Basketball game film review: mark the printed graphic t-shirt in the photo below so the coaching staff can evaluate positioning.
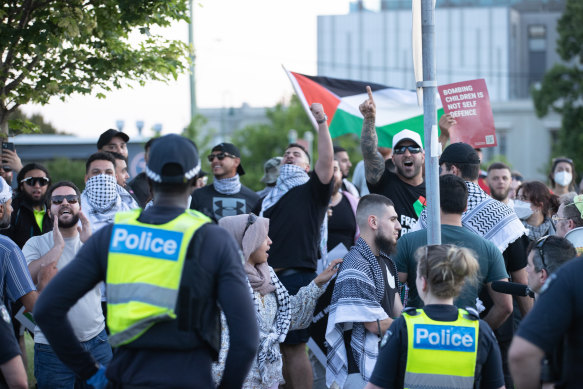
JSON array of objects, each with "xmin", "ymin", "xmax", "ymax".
[{"xmin": 367, "ymin": 163, "xmax": 426, "ymax": 235}]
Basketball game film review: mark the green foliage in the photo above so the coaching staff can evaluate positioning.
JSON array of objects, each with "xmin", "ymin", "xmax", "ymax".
[
  {"xmin": 182, "ymin": 113, "xmax": 217, "ymax": 163},
  {"xmin": 230, "ymin": 96, "xmax": 312, "ymax": 191},
  {"xmin": 45, "ymin": 157, "xmax": 86, "ymax": 190},
  {"xmin": 532, "ymin": 0, "xmax": 583, "ymax": 174},
  {"xmin": 0, "ymin": 1, "xmax": 191, "ymax": 133},
  {"xmin": 7, "ymin": 108, "xmax": 67, "ymax": 135}
]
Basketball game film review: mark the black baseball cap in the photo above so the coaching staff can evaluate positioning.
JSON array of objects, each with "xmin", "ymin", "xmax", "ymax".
[
  {"xmin": 97, "ymin": 129, "xmax": 130, "ymax": 149},
  {"xmin": 146, "ymin": 134, "xmax": 201, "ymax": 184},
  {"xmin": 439, "ymin": 142, "xmax": 480, "ymax": 165},
  {"xmin": 211, "ymin": 142, "xmax": 245, "ymax": 176}
]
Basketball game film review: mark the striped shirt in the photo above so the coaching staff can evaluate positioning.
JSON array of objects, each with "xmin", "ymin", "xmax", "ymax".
[{"xmin": 0, "ymin": 235, "xmax": 35, "ymax": 308}]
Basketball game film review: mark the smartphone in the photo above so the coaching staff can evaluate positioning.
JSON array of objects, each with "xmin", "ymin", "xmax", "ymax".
[
  {"xmin": 1, "ymin": 142, "xmax": 14, "ymax": 168},
  {"xmin": 1, "ymin": 142, "xmax": 14, "ymax": 152}
]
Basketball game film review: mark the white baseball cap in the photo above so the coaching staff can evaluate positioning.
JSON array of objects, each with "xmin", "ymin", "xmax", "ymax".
[{"xmin": 391, "ymin": 129, "xmax": 424, "ymax": 150}]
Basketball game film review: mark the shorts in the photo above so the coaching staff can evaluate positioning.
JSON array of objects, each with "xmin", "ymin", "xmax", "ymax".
[{"xmin": 276, "ymin": 268, "xmax": 317, "ymax": 345}]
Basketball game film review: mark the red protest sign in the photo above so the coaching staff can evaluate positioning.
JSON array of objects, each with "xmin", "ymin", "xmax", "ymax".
[{"xmin": 438, "ymin": 79, "xmax": 497, "ymax": 148}]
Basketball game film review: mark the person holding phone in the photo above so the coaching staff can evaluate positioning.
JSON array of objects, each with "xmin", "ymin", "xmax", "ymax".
[{"xmin": 0, "ymin": 142, "xmax": 22, "ymax": 187}]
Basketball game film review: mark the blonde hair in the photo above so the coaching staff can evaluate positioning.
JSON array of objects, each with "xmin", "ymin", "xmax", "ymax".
[{"xmin": 415, "ymin": 245, "xmax": 479, "ymax": 299}]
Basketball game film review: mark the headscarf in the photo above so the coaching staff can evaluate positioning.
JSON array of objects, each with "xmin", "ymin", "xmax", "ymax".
[{"xmin": 219, "ymin": 214, "xmax": 275, "ymax": 295}]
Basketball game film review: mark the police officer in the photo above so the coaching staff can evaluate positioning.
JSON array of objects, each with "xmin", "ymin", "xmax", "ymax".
[
  {"xmin": 34, "ymin": 134, "xmax": 259, "ymax": 389},
  {"xmin": 365, "ymin": 245, "xmax": 505, "ymax": 389}
]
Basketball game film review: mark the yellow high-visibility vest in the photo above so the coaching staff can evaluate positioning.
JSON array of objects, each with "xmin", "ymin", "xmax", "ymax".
[
  {"xmin": 403, "ymin": 308, "xmax": 479, "ymax": 389},
  {"xmin": 106, "ymin": 209, "xmax": 209, "ymax": 347}
]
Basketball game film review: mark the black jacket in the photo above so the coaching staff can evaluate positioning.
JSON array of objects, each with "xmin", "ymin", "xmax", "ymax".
[{"xmin": 2, "ymin": 194, "xmax": 52, "ymax": 248}]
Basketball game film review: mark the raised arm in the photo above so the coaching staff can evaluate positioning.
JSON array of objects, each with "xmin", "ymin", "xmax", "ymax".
[
  {"xmin": 360, "ymin": 86, "xmax": 385, "ymax": 184},
  {"xmin": 311, "ymin": 103, "xmax": 334, "ymax": 184}
]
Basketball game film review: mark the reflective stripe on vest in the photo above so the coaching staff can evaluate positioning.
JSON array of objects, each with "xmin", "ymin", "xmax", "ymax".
[
  {"xmin": 403, "ymin": 309, "xmax": 479, "ymax": 389},
  {"xmin": 106, "ymin": 209, "xmax": 210, "ymax": 347}
]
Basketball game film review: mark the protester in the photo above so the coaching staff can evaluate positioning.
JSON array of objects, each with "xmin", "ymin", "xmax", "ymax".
[
  {"xmin": 365, "ymin": 245, "xmax": 505, "ymax": 389},
  {"xmin": 190, "ymin": 142, "xmax": 259, "ymax": 221},
  {"xmin": 328, "ymin": 160, "xmax": 359, "ymax": 252},
  {"xmin": 97, "ymin": 129, "xmax": 129, "ymax": 159},
  {"xmin": 256, "ymin": 157, "xmax": 282, "ymax": 199},
  {"xmin": 34, "ymin": 134, "xmax": 259, "ymax": 388},
  {"xmin": 334, "ymin": 146, "xmax": 359, "ymax": 197},
  {"xmin": 554, "ymin": 193, "xmax": 583, "ymax": 237},
  {"xmin": 326, "ymin": 194, "xmax": 403, "ymax": 388},
  {"xmin": 487, "ymin": 162, "xmax": 513, "ymax": 206},
  {"xmin": 395, "ymin": 174, "xmax": 512, "ymax": 330},
  {"xmin": 82, "ymin": 152, "xmax": 138, "ymax": 232},
  {"xmin": 256, "ymin": 103, "xmax": 334, "ymax": 389},
  {"xmin": 212, "ymin": 213, "xmax": 341, "ymax": 389},
  {"xmin": 0, "ymin": 301, "xmax": 27, "ymax": 389},
  {"xmin": 2, "ymin": 163, "xmax": 52, "ymax": 249},
  {"xmin": 509, "ymin": 170, "xmax": 524, "ymax": 200},
  {"xmin": 509, "ymin": 256, "xmax": 583, "ymax": 388},
  {"xmin": 548, "ymin": 157, "xmax": 576, "ymax": 195},
  {"xmin": 520, "ymin": 235, "xmax": 576, "ymax": 386},
  {"xmin": 128, "ymin": 138, "xmax": 155, "ymax": 208},
  {"xmin": 360, "ymin": 86, "xmax": 452, "ymax": 234},
  {"xmin": 515, "ymin": 181, "xmax": 559, "ymax": 241},
  {"xmin": 23, "ymin": 181, "xmax": 112, "ymax": 388}
]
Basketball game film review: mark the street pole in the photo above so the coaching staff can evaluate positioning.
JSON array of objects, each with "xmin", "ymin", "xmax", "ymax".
[
  {"xmin": 189, "ymin": 0, "xmax": 196, "ymax": 122},
  {"xmin": 420, "ymin": 0, "xmax": 441, "ymax": 245}
]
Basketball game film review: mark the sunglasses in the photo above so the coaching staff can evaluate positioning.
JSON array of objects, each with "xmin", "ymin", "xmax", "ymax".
[
  {"xmin": 243, "ymin": 213, "xmax": 257, "ymax": 236},
  {"xmin": 51, "ymin": 195, "xmax": 79, "ymax": 205},
  {"xmin": 21, "ymin": 176, "xmax": 50, "ymax": 187},
  {"xmin": 207, "ymin": 152, "xmax": 236, "ymax": 162},
  {"xmin": 393, "ymin": 145, "xmax": 422, "ymax": 154},
  {"xmin": 535, "ymin": 235, "xmax": 550, "ymax": 271}
]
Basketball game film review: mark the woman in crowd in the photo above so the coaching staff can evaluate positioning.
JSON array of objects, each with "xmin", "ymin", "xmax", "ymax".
[
  {"xmin": 365, "ymin": 245, "xmax": 504, "ymax": 389},
  {"xmin": 548, "ymin": 157, "xmax": 576, "ymax": 195},
  {"xmin": 213, "ymin": 213, "xmax": 341, "ymax": 389},
  {"xmin": 515, "ymin": 181, "xmax": 560, "ymax": 241}
]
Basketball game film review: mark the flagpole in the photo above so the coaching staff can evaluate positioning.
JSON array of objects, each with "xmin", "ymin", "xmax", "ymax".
[
  {"xmin": 282, "ymin": 65, "xmax": 319, "ymax": 131},
  {"xmin": 420, "ymin": 0, "xmax": 441, "ymax": 245}
]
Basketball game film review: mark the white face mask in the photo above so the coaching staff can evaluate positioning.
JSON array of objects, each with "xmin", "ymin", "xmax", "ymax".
[
  {"xmin": 554, "ymin": 171, "xmax": 572, "ymax": 187},
  {"xmin": 513, "ymin": 199, "xmax": 533, "ymax": 220}
]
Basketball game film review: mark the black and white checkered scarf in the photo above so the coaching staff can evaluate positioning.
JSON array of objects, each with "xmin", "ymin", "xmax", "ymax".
[
  {"xmin": 253, "ymin": 267, "xmax": 291, "ymax": 384},
  {"xmin": 84, "ymin": 174, "xmax": 119, "ymax": 212},
  {"xmin": 213, "ymin": 174, "xmax": 241, "ymax": 195}
]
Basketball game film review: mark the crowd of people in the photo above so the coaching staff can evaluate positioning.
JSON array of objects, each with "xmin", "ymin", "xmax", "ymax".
[{"xmin": 0, "ymin": 90, "xmax": 581, "ymax": 389}]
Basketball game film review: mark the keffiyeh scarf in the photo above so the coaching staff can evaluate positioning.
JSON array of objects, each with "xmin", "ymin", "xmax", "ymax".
[
  {"xmin": 253, "ymin": 267, "xmax": 291, "ymax": 384},
  {"xmin": 213, "ymin": 174, "xmax": 242, "ymax": 195},
  {"xmin": 325, "ymin": 238, "xmax": 389, "ymax": 387},
  {"xmin": 414, "ymin": 181, "xmax": 526, "ymax": 251},
  {"xmin": 259, "ymin": 164, "xmax": 309, "ymax": 215},
  {"xmin": 84, "ymin": 174, "xmax": 119, "ymax": 212},
  {"xmin": 523, "ymin": 217, "xmax": 555, "ymax": 241}
]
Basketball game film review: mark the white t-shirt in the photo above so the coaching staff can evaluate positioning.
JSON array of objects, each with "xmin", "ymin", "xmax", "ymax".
[{"xmin": 23, "ymin": 232, "xmax": 105, "ymax": 344}]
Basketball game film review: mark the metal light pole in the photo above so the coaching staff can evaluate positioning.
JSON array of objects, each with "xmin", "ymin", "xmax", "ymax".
[
  {"xmin": 189, "ymin": 0, "xmax": 197, "ymax": 122},
  {"xmin": 420, "ymin": 0, "xmax": 441, "ymax": 245}
]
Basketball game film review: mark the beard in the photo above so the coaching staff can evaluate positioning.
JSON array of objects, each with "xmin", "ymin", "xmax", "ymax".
[
  {"xmin": 395, "ymin": 160, "xmax": 422, "ymax": 179},
  {"xmin": 490, "ymin": 187, "xmax": 510, "ymax": 202},
  {"xmin": 0, "ymin": 213, "xmax": 10, "ymax": 229},
  {"xmin": 374, "ymin": 231, "xmax": 397, "ymax": 255},
  {"xmin": 23, "ymin": 191, "xmax": 45, "ymax": 207},
  {"xmin": 58, "ymin": 212, "xmax": 80, "ymax": 229}
]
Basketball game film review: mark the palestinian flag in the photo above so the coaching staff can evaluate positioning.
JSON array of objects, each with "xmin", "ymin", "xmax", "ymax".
[{"xmin": 285, "ymin": 69, "xmax": 443, "ymax": 148}]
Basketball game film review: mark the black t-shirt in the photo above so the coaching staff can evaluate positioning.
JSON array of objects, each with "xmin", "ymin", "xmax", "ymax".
[
  {"xmin": 262, "ymin": 172, "xmax": 333, "ymax": 270},
  {"xmin": 517, "ymin": 257, "xmax": 583, "ymax": 388},
  {"xmin": 34, "ymin": 206, "xmax": 258, "ymax": 388},
  {"xmin": 328, "ymin": 195, "xmax": 356, "ymax": 251},
  {"xmin": 367, "ymin": 163, "xmax": 426, "ymax": 234},
  {"xmin": 0, "ymin": 303, "xmax": 20, "ymax": 388},
  {"xmin": 369, "ymin": 305, "xmax": 504, "ymax": 389},
  {"xmin": 377, "ymin": 255, "xmax": 398, "ymax": 317},
  {"xmin": 190, "ymin": 184, "xmax": 260, "ymax": 222}
]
